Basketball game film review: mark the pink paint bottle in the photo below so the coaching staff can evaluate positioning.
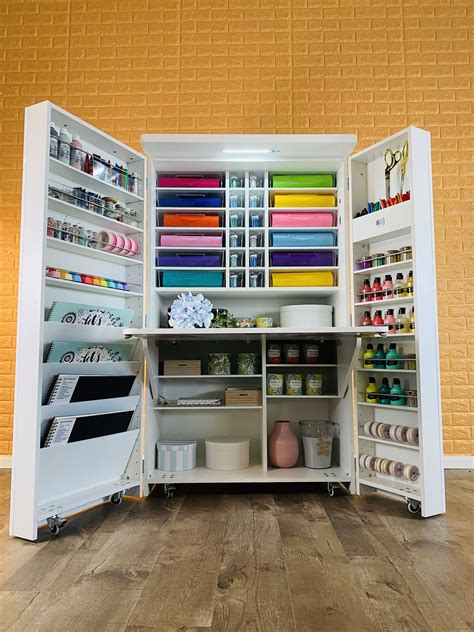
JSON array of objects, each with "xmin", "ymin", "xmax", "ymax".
[
  {"xmin": 383, "ymin": 274, "xmax": 393, "ymax": 299},
  {"xmin": 372, "ymin": 277, "xmax": 383, "ymax": 301},
  {"xmin": 384, "ymin": 308, "xmax": 396, "ymax": 333}
]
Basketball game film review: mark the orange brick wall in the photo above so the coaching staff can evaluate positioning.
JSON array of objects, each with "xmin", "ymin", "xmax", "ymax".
[{"xmin": 0, "ymin": 0, "xmax": 472, "ymax": 456}]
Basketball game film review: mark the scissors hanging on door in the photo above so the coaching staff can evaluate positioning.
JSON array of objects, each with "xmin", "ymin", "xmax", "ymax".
[
  {"xmin": 400, "ymin": 140, "xmax": 409, "ymax": 194},
  {"xmin": 384, "ymin": 146, "xmax": 402, "ymax": 198}
]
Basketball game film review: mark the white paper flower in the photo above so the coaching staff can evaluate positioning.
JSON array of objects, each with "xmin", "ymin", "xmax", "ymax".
[{"xmin": 169, "ymin": 292, "xmax": 214, "ymax": 328}]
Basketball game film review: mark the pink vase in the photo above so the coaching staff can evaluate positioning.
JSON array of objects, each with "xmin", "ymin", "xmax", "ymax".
[{"xmin": 268, "ymin": 420, "xmax": 299, "ymax": 468}]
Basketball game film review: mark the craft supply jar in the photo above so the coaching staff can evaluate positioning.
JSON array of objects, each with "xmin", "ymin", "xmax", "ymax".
[
  {"xmin": 285, "ymin": 374, "xmax": 303, "ymax": 396},
  {"xmin": 406, "ymin": 390, "xmax": 418, "ymax": 407},
  {"xmin": 305, "ymin": 373, "xmax": 323, "ymax": 395},
  {"xmin": 303, "ymin": 343, "xmax": 319, "ymax": 364},
  {"xmin": 357, "ymin": 256, "xmax": 372, "ymax": 270},
  {"xmin": 208, "ymin": 353, "xmax": 231, "ymax": 375},
  {"xmin": 267, "ymin": 373, "xmax": 284, "ymax": 395},
  {"xmin": 399, "ymin": 246, "xmax": 413, "ymax": 262},
  {"xmin": 372, "ymin": 253, "xmax": 386, "ymax": 267},
  {"xmin": 385, "ymin": 249, "xmax": 401, "ymax": 264},
  {"xmin": 284, "ymin": 344, "xmax": 300, "ymax": 364},
  {"xmin": 237, "ymin": 353, "xmax": 260, "ymax": 375},
  {"xmin": 267, "ymin": 344, "xmax": 282, "ymax": 364},
  {"xmin": 405, "ymin": 354, "xmax": 417, "ymax": 370}
]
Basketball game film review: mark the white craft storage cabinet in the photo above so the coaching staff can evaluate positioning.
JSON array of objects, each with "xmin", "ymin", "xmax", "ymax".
[{"xmin": 10, "ymin": 102, "xmax": 445, "ymax": 541}]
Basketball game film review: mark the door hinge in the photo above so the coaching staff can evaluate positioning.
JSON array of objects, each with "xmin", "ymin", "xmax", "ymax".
[
  {"xmin": 346, "ymin": 176, "xmax": 350, "ymax": 191},
  {"xmin": 142, "ymin": 458, "xmax": 145, "ymax": 474}
]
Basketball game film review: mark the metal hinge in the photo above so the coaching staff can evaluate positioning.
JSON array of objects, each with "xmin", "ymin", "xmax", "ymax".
[
  {"xmin": 142, "ymin": 458, "xmax": 145, "ymax": 474},
  {"xmin": 347, "ymin": 176, "xmax": 350, "ymax": 190}
]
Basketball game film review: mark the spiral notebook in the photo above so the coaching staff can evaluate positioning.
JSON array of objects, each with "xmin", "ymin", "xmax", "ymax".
[
  {"xmin": 47, "ymin": 301, "xmax": 134, "ymax": 327},
  {"xmin": 46, "ymin": 374, "xmax": 136, "ymax": 405},
  {"xmin": 42, "ymin": 410, "xmax": 135, "ymax": 448}
]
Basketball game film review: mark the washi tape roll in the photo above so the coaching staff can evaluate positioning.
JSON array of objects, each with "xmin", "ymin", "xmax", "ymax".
[
  {"xmin": 380, "ymin": 424, "xmax": 391, "ymax": 439},
  {"xmin": 400, "ymin": 426, "xmax": 409, "ymax": 443},
  {"xmin": 363, "ymin": 422, "xmax": 373, "ymax": 437},
  {"xmin": 359, "ymin": 454, "xmax": 368, "ymax": 468},
  {"xmin": 394, "ymin": 461, "xmax": 404, "ymax": 478},
  {"xmin": 403, "ymin": 464, "xmax": 420, "ymax": 481},
  {"xmin": 406, "ymin": 427, "xmax": 419, "ymax": 445},
  {"xmin": 369, "ymin": 456, "xmax": 377, "ymax": 471},
  {"xmin": 395, "ymin": 425, "xmax": 405, "ymax": 442},
  {"xmin": 388, "ymin": 460, "xmax": 397, "ymax": 477},
  {"xmin": 389, "ymin": 425, "xmax": 398, "ymax": 442}
]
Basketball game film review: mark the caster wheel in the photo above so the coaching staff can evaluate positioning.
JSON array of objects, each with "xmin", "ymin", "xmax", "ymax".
[
  {"xmin": 327, "ymin": 483, "xmax": 339, "ymax": 497},
  {"xmin": 407, "ymin": 500, "xmax": 421, "ymax": 515},
  {"xmin": 111, "ymin": 492, "xmax": 123, "ymax": 505},
  {"xmin": 49, "ymin": 524, "xmax": 61, "ymax": 536},
  {"xmin": 164, "ymin": 484, "xmax": 176, "ymax": 499},
  {"xmin": 47, "ymin": 515, "xmax": 67, "ymax": 537}
]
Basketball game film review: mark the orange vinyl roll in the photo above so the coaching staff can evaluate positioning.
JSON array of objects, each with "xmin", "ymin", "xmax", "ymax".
[{"xmin": 163, "ymin": 214, "xmax": 220, "ymax": 228}]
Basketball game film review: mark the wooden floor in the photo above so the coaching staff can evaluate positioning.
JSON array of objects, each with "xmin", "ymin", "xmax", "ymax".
[{"xmin": 0, "ymin": 471, "xmax": 472, "ymax": 632}]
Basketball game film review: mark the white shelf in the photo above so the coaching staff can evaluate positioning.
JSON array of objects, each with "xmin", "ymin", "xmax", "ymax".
[
  {"xmin": 366, "ymin": 332, "xmax": 415, "ymax": 340},
  {"xmin": 354, "ymin": 296, "xmax": 414, "ymax": 308},
  {"xmin": 156, "ymin": 187, "xmax": 226, "ymax": 191},
  {"xmin": 269, "ymin": 226, "xmax": 338, "ymax": 232},
  {"xmin": 267, "ymin": 395, "xmax": 339, "ymax": 399},
  {"xmin": 268, "ymin": 187, "xmax": 338, "ymax": 193},
  {"xmin": 149, "ymin": 465, "xmax": 351, "ymax": 484},
  {"xmin": 358, "ymin": 435, "xmax": 419, "ymax": 451},
  {"xmin": 358, "ymin": 475, "xmax": 421, "ymax": 501},
  {"xmin": 47, "ymin": 237, "xmax": 143, "ymax": 266},
  {"xmin": 270, "ymin": 266, "xmax": 338, "ymax": 271},
  {"xmin": 45, "ymin": 276, "xmax": 143, "ymax": 298},
  {"xmin": 156, "ymin": 266, "xmax": 225, "ymax": 271},
  {"xmin": 155, "ymin": 405, "xmax": 263, "ymax": 410},
  {"xmin": 266, "ymin": 364, "xmax": 337, "ymax": 368},
  {"xmin": 47, "ymin": 196, "xmax": 143, "ymax": 235},
  {"xmin": 155, "ymin": 287, "xmax": 339, "ymax": 298},
  {"xmin": 156, "ymin": 246, "xmax": 225, "ymax": 251},
  {"xmin": 356, "ymin": 368, "xmax": 416, "ymax": 374},
  {"xmin": 157, "ymin": 374, "xmax": 262, "ymax": 379},
  {"xmin": 50, "ymin": 157, "xmax": 144, "ymax": 203},
  {"xmin": 353, "ymin": 259, "xmax": 413, "ymax": 276},
  {"xmin": 269, "ymin": 246, "xmax": 338, "ymax": 251},
  {"xmin": 358, "ymin": 402, "xmax": 418, "ymax": 412},
  {"xmin": 156, "ymin": 226, "xmax": 224, "ymax": 232}
]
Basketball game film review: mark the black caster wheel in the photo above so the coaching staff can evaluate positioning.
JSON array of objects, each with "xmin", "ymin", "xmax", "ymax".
[
  {"xmin": 47, "ymin": 515, "xmax": 67, "ymax": 537},
  {"xmin": 164, "ymin": 484, "xmax": 176, "ymax": 499},
  {"xmin": 407, "ymin": 500, "xmax": 421, "ymax": 515},
  {"xmin": 327, "ymin": 483, "xmax": 339, "ymax": 497},
  {"xmin": 111, "ymin": 492, "xmax": 123, "ymax": 505}
]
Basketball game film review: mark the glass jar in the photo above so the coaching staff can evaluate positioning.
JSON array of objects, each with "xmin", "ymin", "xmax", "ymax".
[
  {"xmin": 303, "ymin": 343, "xmax": 319, "ymax": 364},
  {"xmin": 372, "ymin": 253, "xmax": 386, "ymax": 267},
  {"xmin": 284, "ymin": 344, "xmax": 300, "ymax": 364},
  {"xmin": 399, "ymin": 246, "xmax": 413, "ymax": 261},
  {"xmin": 357, "ymin": 256, "xmax": 372, "ymax": 270},
  {"xmin": 385, "ymin": 249, "xmax": 401, "ymax": 264},
  {"xmin": 267, "ymin": 344, "xmax": 282, "ymax": 364}
]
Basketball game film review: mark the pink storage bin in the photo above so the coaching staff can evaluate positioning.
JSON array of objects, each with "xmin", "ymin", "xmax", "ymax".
[
  {"xmin": 158, "ymin": 176, "xmax": 221, "ymax": 188},
  {"xmin": 270, "ymin": 212, "xmax": 335, "ymax": 228},
  {"xmin": 160, "ymin": 233, "xmax": 223, "ymax": 248}
]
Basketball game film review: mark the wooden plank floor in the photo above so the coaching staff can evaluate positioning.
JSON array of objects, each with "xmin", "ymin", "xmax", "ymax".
[{"xmin": 1, "ymin": 470, "xmax": 472, "ymax": 632}]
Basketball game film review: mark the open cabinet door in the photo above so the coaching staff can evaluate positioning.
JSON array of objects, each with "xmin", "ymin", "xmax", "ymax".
[
  {"xmin": 10, "ymin": 101, "xmax": 146, "ymax": 540},
  {"xmin": 349, "ymin": 127, "xmax": 445, "ymax": 517}
]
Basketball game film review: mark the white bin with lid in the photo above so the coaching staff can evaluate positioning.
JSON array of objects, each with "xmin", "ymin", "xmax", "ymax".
[
  {"xmin": 280, "ymin": 304, "xmax": 333, "ymax": 329},
  {"xmin": 205, "ymin": 437, "xmax": 250, "ymax": 471}
]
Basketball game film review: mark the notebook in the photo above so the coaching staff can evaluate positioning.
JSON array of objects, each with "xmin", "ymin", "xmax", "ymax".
[
  {"xmin": 46, "ymin": 342, "xmax": 134, "ymax": 363},
  {"xmin": 47, "ymin": 301, "xmax": 134, "ymax": 327},
  {"xmin": 42, "ymin": 410, "xmax": 135, "ymax": 448},
  {"xmin": 46, "ymin": 374, "xmax": 136, "ymax": 405}
]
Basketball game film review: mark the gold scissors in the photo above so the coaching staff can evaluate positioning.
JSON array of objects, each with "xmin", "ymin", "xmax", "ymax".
[
  {"xmin": 384, "ymin": 147, "xmax": 402, "ymax": 198},
  {"xmin": 400, "ymin": 140, "xmax": 409, "ymax": 194}
]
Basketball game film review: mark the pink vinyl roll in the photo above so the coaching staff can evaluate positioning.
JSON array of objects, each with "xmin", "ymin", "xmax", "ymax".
[
  {"xmin": 99, "ymin": 231, "xmax": 117, "ymax": 252},
  {"xmin": 126, "ymin": 238, "xmax": 139, "ymax": 257},
  {"xmin": 121, "ymin": 237, "xmax": 132, "ymax": 256},
  {"xmin": 111, "ymin": 232, "xmax": 125, "ymax": 254}
]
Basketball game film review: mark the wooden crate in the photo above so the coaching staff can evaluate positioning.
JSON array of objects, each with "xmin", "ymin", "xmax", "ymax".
[
  {"xmin": 163, "ymin": 360, "xmax": 201, "ymax": 376},
  {"xmin": 225, "ymin": 389, "xmax": 262, "ymax": 406}
]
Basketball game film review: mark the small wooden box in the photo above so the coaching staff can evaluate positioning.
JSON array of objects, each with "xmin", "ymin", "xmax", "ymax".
[
  {"xmin": 163, "ymin": 360, "xmax": 201, "ymax": 376},
  {"xmin": 225, "ymin": 389, "xmax": 262, "ymax": 406}
]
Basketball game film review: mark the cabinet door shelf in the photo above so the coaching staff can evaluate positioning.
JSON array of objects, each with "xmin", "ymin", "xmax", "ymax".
[
  {"xmin": 45, "ymin": 276, "xmax": 143, "ymax": 298},
  {"xmin": 358, "ymin": 435, "xmax": 419, "ymax": 451},
  {"xmin": 354, "ymin": 296, "xmax": 414, "ymax": 308},
  {"xmin": 353, "ymin": 259, "xmax": 413, "ymax": 276},
  {"xmin": 358, "ymin": 402, "xmax": 418, "ymax": 412},
  {"xmin": 47, "ymin": 237, "xmax": 143, "ymax": 266},
  {"xmin": 157, "ymin": 374, "xmax": 263, "ymax": 379}
]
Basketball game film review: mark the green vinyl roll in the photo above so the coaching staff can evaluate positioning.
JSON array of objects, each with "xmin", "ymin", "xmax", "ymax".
[{"xmin": 272, "ymin": 174, "xmax": 335, "ymax": 188}]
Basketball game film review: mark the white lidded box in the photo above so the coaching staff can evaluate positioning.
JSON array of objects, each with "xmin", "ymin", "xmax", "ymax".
[
  {"xmin": 280, "ymin": 304, "xmax": 333, "ymax": 329},
  {"xmin": 157, "ymin": 440, "xmax": 197, "ymax": 472},
  {"xmin": 205, "ymin": 437, "xmax": 250, "ymax": 471}
]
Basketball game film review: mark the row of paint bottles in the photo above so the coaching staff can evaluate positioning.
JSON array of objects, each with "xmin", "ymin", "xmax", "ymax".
[
  {"xmin": 51, "ymin": 124, "xmax": 84, "ymax": 170},
  {"xmin": 364, "ymin": 343, "xmax": 403, "ymax": 369},
  {"xmin": 362, "ymin": 306, "xmax": 415, "ymax": 332},
  {"xmin": 365, "ymin": 377, "xmax": 406, "ymax": 405},
  {"xmin": 360, "ymin": 271, "xmax": 414, "ymax": 302}
]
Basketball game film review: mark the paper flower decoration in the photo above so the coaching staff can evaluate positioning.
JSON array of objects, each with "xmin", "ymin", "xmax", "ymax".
[{"xmin": 169, "ymin": 292, "xmax": 214, "ymax": 329}]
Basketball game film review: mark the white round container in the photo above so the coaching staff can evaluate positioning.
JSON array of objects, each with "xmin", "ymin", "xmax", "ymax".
[
  {"xmin": 280, "ymin": 304, "xmax": 333, "ymax": 329},
  {"xmin": 205, "ymin": 437, "xmax": 250, "ymax": 471}
]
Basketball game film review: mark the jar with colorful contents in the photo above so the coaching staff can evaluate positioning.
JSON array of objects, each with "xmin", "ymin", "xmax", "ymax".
[
  {"xmin": 267, "ymin": 344, "xmax": 282, "ymax": 364},
  {"xmin": 284, "ymin": 344, "xmax": 300, "ymax": 364}
]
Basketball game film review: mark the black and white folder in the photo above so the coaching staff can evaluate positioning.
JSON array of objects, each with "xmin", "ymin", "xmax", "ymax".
[
  {"xmin": 42, "ymin": 409, "xmax": 135, "ymax": 448},
  {"xmin": 46, "ymin": 374, "xmax": 136, "ymax": 405}
]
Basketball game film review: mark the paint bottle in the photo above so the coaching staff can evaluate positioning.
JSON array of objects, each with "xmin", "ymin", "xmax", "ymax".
[
  {"xmin": 409, "ymin": 307, "xmax": 416, "ymax": 332},
  {"xmin": 365, "ymin": 377, "xmax": 378, "ymax": 403},
  {"xmin": 373, "ymin": 310, "xmax": 384, "ymax": 326},
  {"xmin": 375, "ymin": 343, "xmax": 386, "ymax": 370},
  {"xmin": 405, "ymin": 270, "xmax": 414, "ymax": 296},
  {"xmin": 384, "ymin": 308, "xmax": 396, "ymax": 333},
  {"xmin": 363, "ymin": 344, "xmax": 375, "ymax": 369},
  {"xmin": 390, "ymin": 378, "xmax": 406, "ymax": 406},
  {"xmin": 393, "ymin": 272, "xmax": 406, "ymax": 298},
  {"xmin": 395, "ymin": 307, "xmax": 409, "ymax": 334},
  {"xmin": 58, "ymin": 125, "xmax": 71, "ymax": 164},
  {"xmin": 382, "ymin": 274, "xmax": 393, "ymax": 299},
  {"xmin": 50, "ymin": 124, "xmax": 59, "ymax": 158},
  {"xmin": 362, "ymin": 311, "xmax": 372, "ymax": 326},
  {"xmin": 386, "ymin": 343, "xmax": 401, "ymax": 369},
  {"xmin": 70, "ymin": 134, "xmax": 84, "ymax": 170},
  {"xmin": 372, "ymin": 276, "xmax": 383, "ymax": 301},
  {"xmin": 379, "ymin": 378, "xmax": 391, "ymax": 405},
  {"xmin": 360, "ymin": 279, "xmax": 372, "ymax": 302}
]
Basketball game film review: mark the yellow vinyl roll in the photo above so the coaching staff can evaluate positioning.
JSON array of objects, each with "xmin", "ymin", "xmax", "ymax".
[
  {"xmin": 273, "ymin": 193, "xmax": 336, "ymax": 208},
  {"xmin": 271, "ymin": 271, "xmax": 334, "ymax": 287}
]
